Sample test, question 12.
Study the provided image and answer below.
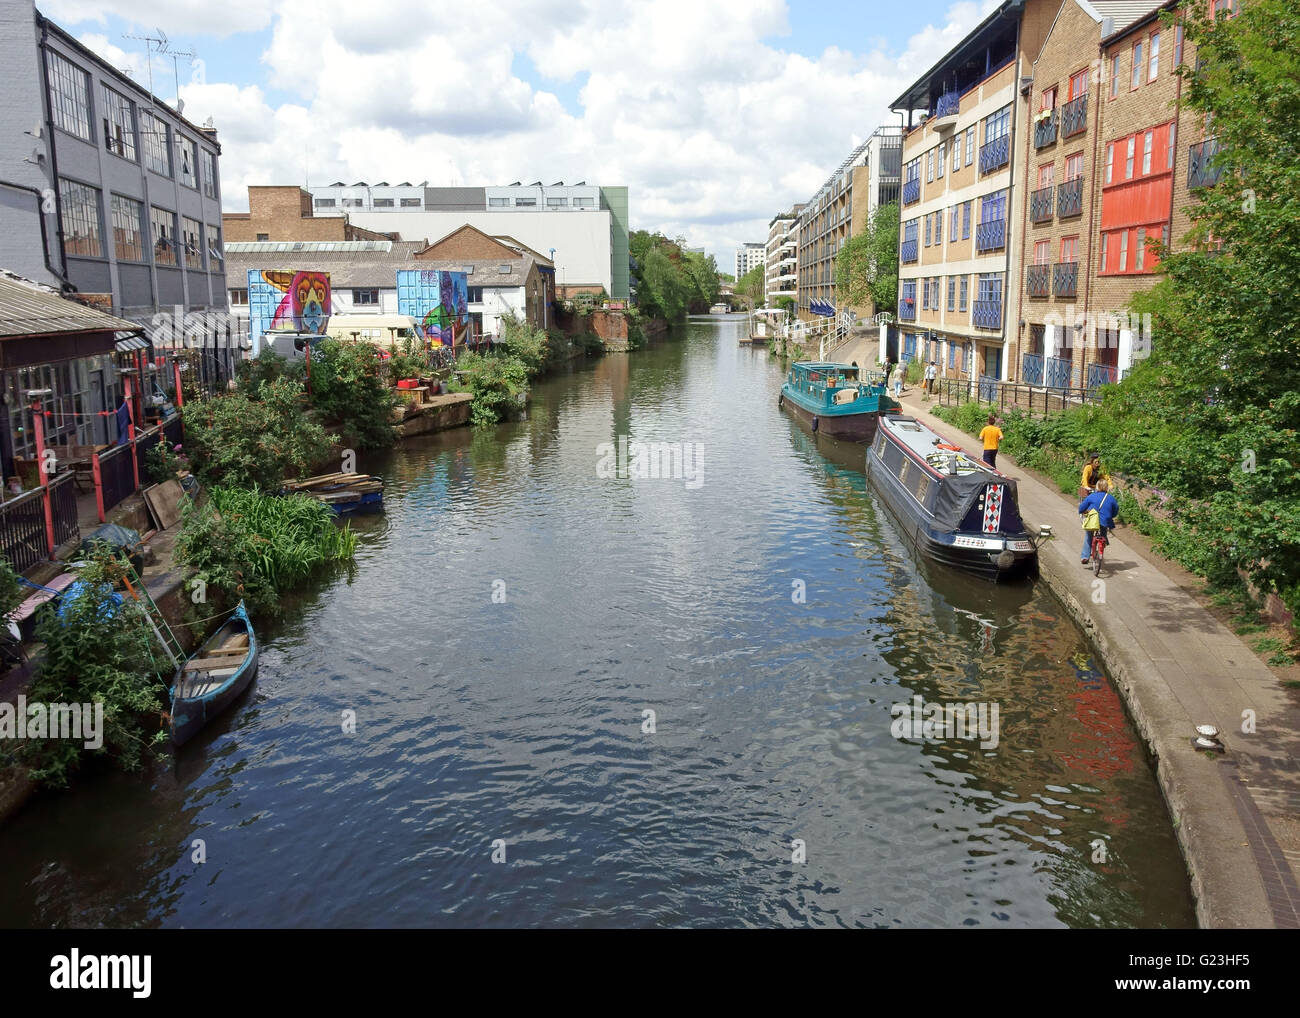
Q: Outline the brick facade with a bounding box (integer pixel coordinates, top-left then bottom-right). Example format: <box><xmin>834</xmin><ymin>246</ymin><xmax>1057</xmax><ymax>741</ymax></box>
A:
<box><xmin>223</xmin><ymin>186</ymin><xmax>392</xmax><ymax>243</ymax></box>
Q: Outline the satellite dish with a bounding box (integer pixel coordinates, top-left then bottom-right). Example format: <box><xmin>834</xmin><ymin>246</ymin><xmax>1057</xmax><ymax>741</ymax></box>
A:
<box><xmin>175</xmin><ymin>98</ymin><xmax>185</xmax><ymax>114</ymax></box>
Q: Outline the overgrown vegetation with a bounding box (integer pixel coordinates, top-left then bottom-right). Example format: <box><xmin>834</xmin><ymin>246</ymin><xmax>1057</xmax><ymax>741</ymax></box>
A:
<box><xmin>835</xmin><ymin>201</ymin><xmax>900</xmax><ymax>313</ymax></box>
<box><xmin>174</xmin><ymin>486</ymin><xmax>357</xmax><ymax>617</ymax></box>
<box><xmin>306</xmin><ymin>339</ymin><xmax>398</xmax><ymax>451</ymax></box>
<box><xmin>629</xmin><ymin>231</ymin><xmax>720</xmax><ymax>319</ymax></box>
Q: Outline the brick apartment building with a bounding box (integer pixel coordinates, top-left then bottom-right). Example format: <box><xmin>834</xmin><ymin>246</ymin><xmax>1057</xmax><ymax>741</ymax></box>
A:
<box><xmin>1017</xmin><ymin>0</ymin><xmax>1226</xmax><ymax>391</ymax></box>
<box><xmin>223</xmin><ymin>186</ymin><xmax>394</xmax><ymax>244</ymax></box>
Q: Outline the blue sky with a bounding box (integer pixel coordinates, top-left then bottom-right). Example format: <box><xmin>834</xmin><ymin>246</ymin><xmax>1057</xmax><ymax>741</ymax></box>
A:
<box><xmin>42</xmin><ymin>0</ymin><xmax>996</xmax><ymax>261</ymax></box>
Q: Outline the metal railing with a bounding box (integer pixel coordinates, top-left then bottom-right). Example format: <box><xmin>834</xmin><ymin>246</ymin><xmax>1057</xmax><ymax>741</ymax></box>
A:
<box><xmin>162</xmin><ymin>412</ymin><xmax>183</xmax><ymax>449</ymax></box>
<box><xmin>1057</xmin><ymin>175</ymin><xmax>1084</xmax><ymax>217</ymax></box>
<box><xmin>49</xmin><ymin>473</ymin><xmax>79</xmax><ymax>549</ymax></box>
<box><xmin>975</xmin><ymin>217</ymin><xmax>1006</xmax><ymax>252</ymax></box>
<box><xmin>934</xmin><ymin>91</ymin><xmax>961</xmax><ymax>118</ymax></box>
<box><xmin>898</xmin><ymin>297</ymin><xmax>916</xmax><ymax>321</ymax></box>
<box><xmin>973</xmin><ymin>298</ymin><xmax>1002</xmax><ymax>329</ymax></box>
<box><xmin>902</xmin><ymin>177</ymin><xmax>921</xmax><ymax>205</ymax></box>
<box><xmin>95</xmin><ymin>442</ymin><xmax>136</xmax><ymax>519</ymax></box>
<box><xmin>937</xmin><ymin>376</ymin><xmax>1104</xmax><ymax>416</ymax></box>
<box><xmin>1026</xmin><ymin>264</ymin><xmax>1050</xmax><ymax>297</ymax></box>
<box><xmin>1086</xmin><ymin>361</ymin><xmax>1119</xmax><ymax>393</ymax></box>
<box><xmin>979</xmin><ymin>134</ymin><xmax>1010</xmax><ymax>174</ymax></box>
<box><xmin>1045</xmin><ymin>354</ymin><xmax>1073</xmax><ymax>388</ymax></box>
<box><xmin>0</xmin><ymin>488</ymin><xmax>49</xmax><ymax>573</ymax></box>
<box><xmin>1029</xmin><ymin>186</ymin><xmax>1054</xmax><ymax>223</ymax></box>
<box><xmin>1061</xmin><ymin>93</ymin><xmax>1088</xmax><ymax>138</ymax></box>
<box><xmin>1034</xmin><ymin>110</ymin><xmax>1058</xmax><ymax>148</ymax></box>
<box><xmin>1188</xmin><ymin>138</ymin><xmax>1225</xmax><ymax>188</ymax></box>
<box><xmin>1022</xmin><ymin>352</ymin><xmax>1044</xmax><ymax>385</ymax></box>
<box><xmin>901</xmin><ymin>238</ymin><xmax>918</xmax><ymax>263</ymax></box>
<box><xmin>1053</xmin><ymin>261</ymin><xmax>1079</xmax><ymax>297</ymax></box>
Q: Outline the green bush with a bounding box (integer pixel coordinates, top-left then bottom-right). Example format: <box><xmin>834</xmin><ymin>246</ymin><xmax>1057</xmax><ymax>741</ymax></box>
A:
<box><xmin>450</xmin><ymin>352</ymin><xmax>530</xmax><ymax>427</ymax></box>
<box><xmin>307</xmin><ymin>339</ymin><xmax>398</xmax><ymax>451</ymax></box>
<box><xmin>182</xmin><ymin>377</ymin><xmax>337</xmax><ymax>490</ymax></box>
<box><xmin>143</xmin><ymin>439</ymin><xmax>181</xmax><ymax>485</ymax></box>
<box><xmin>237</xmin><ymin>347</ymin><xmax>305</xmax><ymax>390</ymax></box>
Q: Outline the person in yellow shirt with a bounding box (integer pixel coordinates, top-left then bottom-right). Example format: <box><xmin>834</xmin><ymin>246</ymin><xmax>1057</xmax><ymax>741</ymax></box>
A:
<box><xmin>978</xmin><ymin>413</ymin><xmax>1003</xmax><ymax>468</ymax></box>
<box><xmin>1080</xmin><ymin>453</ymin><xmax>1103</xmax><ymax>496</ymax></box>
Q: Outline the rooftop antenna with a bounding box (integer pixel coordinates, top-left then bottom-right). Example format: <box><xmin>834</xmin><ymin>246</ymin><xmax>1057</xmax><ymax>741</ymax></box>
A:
<box><xmin>123</xmin><ymin>28</ymin><xmax>195</xmax><ymax>114</ymax></box>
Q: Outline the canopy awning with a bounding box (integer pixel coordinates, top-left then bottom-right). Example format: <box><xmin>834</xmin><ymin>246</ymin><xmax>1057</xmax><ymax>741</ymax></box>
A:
<box><xmin>114</xmin><ymin>332</ymin><xmax>150</xmax><ymax>352</ymax></box>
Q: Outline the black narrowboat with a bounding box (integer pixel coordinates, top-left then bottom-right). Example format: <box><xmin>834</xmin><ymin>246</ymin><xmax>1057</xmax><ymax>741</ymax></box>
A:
<box><xmin>865</xmin><ymin>414</ymin><xmax>1038</xmax><ymax>580</ymax></box>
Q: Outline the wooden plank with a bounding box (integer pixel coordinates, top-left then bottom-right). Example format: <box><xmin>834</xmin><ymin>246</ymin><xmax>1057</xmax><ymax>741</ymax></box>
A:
<box><xmin>219</xmin><ymin>633</ymin><xmax>250</xmax><ymax>651</ymax></box>
<box><xmin>142</xmin><ymin>484</ymin><xmax>167</xmax><ymax>532</ymax></box>
<box><xmin>143</xmin><ymin>478</ymin><xmax>186</xmax><ymax>530</ymax></box>
<box><xmin>183</xmin><ymin>653</ymin><xmax>247</xmax><ymax>673</ymax></box>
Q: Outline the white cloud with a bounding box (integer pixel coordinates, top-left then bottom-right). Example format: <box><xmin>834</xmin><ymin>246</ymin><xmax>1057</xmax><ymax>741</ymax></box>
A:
<box><xmin>70</xmin><ymin>0</ymin><xmax>996</xmax><ymax>262</ymax></box>
<box><xmin>42</xmin><ymin>0</ymin><xmax>273</xmax><ymax>38</ymax></box>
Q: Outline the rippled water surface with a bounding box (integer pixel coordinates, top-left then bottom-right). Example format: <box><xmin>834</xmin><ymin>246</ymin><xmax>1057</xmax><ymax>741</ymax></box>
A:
<box><xmin>0</xmin><ymin>318</ymin><xmax>1196</xmax><ymax>928</ymax></box>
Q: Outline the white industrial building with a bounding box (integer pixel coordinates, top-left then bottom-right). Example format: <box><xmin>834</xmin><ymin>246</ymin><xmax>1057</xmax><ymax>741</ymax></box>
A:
<box><xmin>735</xmin><ymin>242</ymin><xmax>765</xmax><ymax>280</ymax></box>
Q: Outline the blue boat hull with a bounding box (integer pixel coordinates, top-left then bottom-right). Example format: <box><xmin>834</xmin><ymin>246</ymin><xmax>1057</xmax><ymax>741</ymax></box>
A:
<box><xmin>170</xmin><ymin>601</ymin><xmax>259</xmax><ymax>746</ymax></box>
<box><xmin>779</xmin><ymin>386</ymin><xmax>885</xmax><ymax>442</ymax></box>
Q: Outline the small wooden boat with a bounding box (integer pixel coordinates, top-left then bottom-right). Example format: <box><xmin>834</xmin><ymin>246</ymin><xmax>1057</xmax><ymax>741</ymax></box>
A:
<box><xmin>169</xmin><ymin>601</ymin><xmax>259</xmax><ymax>746</ymax></box>
<box><xmin>866</xmin><ymin>414</ymin><xmax>1038</xmax><ymax>580</ymax></box>
<box><xmin>779</xmin><ymin>361</ymin><xmax>897</xmax><ymax>442</ymax></box>
<box><xmin>282</xmin><ymin>472</ymin><xmax>384</xmax><ymax>515</ymax></box>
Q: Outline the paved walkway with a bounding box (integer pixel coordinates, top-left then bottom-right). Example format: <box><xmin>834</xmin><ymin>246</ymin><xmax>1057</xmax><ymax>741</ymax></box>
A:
<box><xmin>897</xmin><ymin>389</ymin><xmax>1300</xmax><ymax>929</ymax></box>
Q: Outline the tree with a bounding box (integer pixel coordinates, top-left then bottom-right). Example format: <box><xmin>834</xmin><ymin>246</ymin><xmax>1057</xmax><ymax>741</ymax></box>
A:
<box><xmin>737</xmin><ymin>263</ymin><xmax>764</xmax><ymax>306</ymax></box>
<box><xmin>835</xmin><ymin>201</ymin><xmax>900</xmax><ymax>313</ymax></box>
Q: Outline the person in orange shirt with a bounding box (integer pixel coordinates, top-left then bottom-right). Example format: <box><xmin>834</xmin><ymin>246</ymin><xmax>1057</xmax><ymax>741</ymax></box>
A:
<box><xmin>978</xmin><ymin>413</ymin><xmax>1003</xmax><ymax>468</ymax></box>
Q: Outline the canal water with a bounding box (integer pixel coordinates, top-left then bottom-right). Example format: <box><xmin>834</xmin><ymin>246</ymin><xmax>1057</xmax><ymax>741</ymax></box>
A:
<box><xmin>0</xmin><ymin>316</ymin><xmax>1196</xmax><ymax>928</ymax></box>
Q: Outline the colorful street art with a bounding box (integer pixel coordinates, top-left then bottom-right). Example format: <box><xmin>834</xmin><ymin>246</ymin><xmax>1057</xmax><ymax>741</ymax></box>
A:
<box><xmin>247</xmin><ymin>269</ymin><xmax>332</xmax><ymax>352</ymax></box>
<box><xmin>396</xmin><ymin>270</ymin><xmax>468</xmax><ymax>348</ymax></box>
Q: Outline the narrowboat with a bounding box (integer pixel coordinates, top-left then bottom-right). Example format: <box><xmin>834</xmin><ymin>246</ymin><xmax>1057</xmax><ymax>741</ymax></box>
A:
<box><xmin>866</xmin><ymin>414</ymin><xmax>1038</xmax><ymax>580</ymax></box>
<box><xmin>170</xmin><ymin>601</ymin><xmax>259</xmax><ymax>746</ymax></box>
<box><xmin>779</xmin><ymin>361</ymin><xmax>898</xmax><ymax>442</ymax></box>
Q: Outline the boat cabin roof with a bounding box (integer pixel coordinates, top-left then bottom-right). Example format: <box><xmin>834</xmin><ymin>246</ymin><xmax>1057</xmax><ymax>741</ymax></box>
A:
<box><xmin>792</xmin><ymin>361</ymin><xmax>860</xmax><ymax>377</ymax></box>
<box><xmin>881</xmin><ymin>414</ymin><xmax>994</xmax><ymax>476</ymax></box>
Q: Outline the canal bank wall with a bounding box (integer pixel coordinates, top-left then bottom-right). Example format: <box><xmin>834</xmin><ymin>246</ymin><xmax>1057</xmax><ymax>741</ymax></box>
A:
<box><xmin>895</xmin><ymin>391</ymin><xmax>1300</xmax><ymax>929</ymax></box>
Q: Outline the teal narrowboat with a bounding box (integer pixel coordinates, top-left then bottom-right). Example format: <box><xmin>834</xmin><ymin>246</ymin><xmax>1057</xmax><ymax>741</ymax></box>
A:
<box><xmin>778</xmin><ymin>362</ymin><xmax>898</xmax><ymax>442</ymax></box>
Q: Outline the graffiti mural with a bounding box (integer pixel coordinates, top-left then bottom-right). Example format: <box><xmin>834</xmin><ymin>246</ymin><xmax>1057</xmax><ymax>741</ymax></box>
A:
<box><xmin>396</xmin><ymin>270</ymin><xmax>468</xmax><ymax>348</ymax></box>
<box><xmin>247</xmin><ymin>269</ymin><xmax>332</xmax><ymax>352</ymax></box>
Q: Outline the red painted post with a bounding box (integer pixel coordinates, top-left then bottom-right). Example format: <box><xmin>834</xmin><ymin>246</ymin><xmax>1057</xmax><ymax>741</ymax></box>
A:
<box><xmin>31</xmin><ymin>401</ymin><xmax>56</xmax><ymax>556</ymax></box>
<box><xmin>92</xmin><ymin>450</ymin><xmax>105</xmax><ymax>523</ymax></box>
<box><xmin>172</xmin><ymin>357</ymin><xmax>185</xmax><ymax>443</ymax></box>
<box><xmin>123</xmin><ymin>375</ymin><xmax>140</xmax><ymax>491</ymax></box>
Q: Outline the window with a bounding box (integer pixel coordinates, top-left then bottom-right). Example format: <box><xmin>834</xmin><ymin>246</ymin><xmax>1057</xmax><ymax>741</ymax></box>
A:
<box><xmin>370</xmin><ymin>198</ymin><xmax>392</xmax><ymax>207</ymax></box>
<box><xmin>1131</xmin><ymin>41</ymin><xmax>1143</xmax><ymax>89</ymax></box>
<box><xmin>110</xmin><ymin>194</ymin><xmax>144</xmax><ymax>262</ymax></box>
<box><xmin>947</xmin><ymin>276</ymin><xmax>956</xmax><ymax>311</ymax></box>
<box><xmin>230</xmin><ymin>288</ymin><xmax>249</xmax><ymax>306</ymax></box>
<box><xmin>1135</xmin><ymin>227</ymin><xmax>1147</xmax><ymax>270</ymax></box>
<box><xmin>980</xmin><ymin>190</ymin><xmax>1006</xmax><ymax>223</ymax></box>
<box><xmin>467</xmin><ymin>286</ymin><xmax>483</xmax><ymax>302</ymax></box>
<box><xmin>1034</xmin><ymin>239</ymin><xmax>1050</xmax><ymax>264</ymax></box>
<box><xmin>101</xmin><ymin>86</ymin><xmax>135</xmax><ymax>160</ymax></box>
<box><xmin>1142</xmin><ymin>130</ymin><xmax>1153</xmax><ymax>174</ymax></box>
<box><xmin>206</xmin><ymin>223</ymin><xmax>222</xmax><ymax>264</ymax></box>
<box><xmin>256</xmin><ymin>232</ymin><xmax>269</xmax><ymax>241</ymax></box>
<box><xmin>935</xmin><ymin>212</ymin><xmax>943</xmax><ymax>245</ymax></box>
<box><xmin>515</xmin><ymin>197</ymin><xmax>537</xmax><ymax>206</ymax></box>
<box><xmin>1070</xmin><ymin>68</ymin><xmax>1089</xmax><ymax>98</ymax></box>
<box><xmin>1060</xmin><ymin>235</ymin><xmax>1078</xmax><ymax>263</ymax></box>
<box><xmin>965</xmin><ymin>126</ymin><xmax>975</xmax><ymax>165</ymax></box>
<box><xmin>47</xmin><ymin>50</ymin><xmax>92</xmax><ymax>140</ymax></box>
<box><xmin>937</xmin><ymin>141</ymin><xmax>945</xmax><ymax>179</ymax></box>
<box><xmin>1174</xmin><ymin>24</ymin><xmax>1184</xmax><ymax>67</ymax></box>
<box><xmin>1041</xmin><ymin>85</ymin><xmax>1057</xmax><ymax>112</ymax></box>
<box><xmin>142</xmin><ymin>113</ymin><xmax>170</xmax><ymax>176</ymax></box>
<box><xmin>962</xmin><ymin>201</ymin><xmax>972</xmax><ymax>239</ymax></box>
<box><xmin>959</xmin><ymin>276</ymin><xmax>968</xmax><ymax>311</ymax></box>
<box><xmin>1100</xmin><ymin>233</ymin><xmax>1109</xmax><ymax>272</ymax></box>
<box><xmin>342</xmin><ymin>198</ymin><xmax>363</xmax><ymax>208</ymax></box>
<box><xmin>547</xmin><ymin>197</ymin><xmax>568</xmax><ymax>207</ymax></box>
<box><xmin>1038</xmin><ymin>163</ymin><xmax>1055</xmax><ymax>189</ymax></box>
<box><xmin>1065</xmin><ymin>152</ymin><xmax>1084</xmax><ymax>180</ymax></box>
<box><xmin>1125</xmin><ymin>136</ymin><xmax>1136</xmax><ymax>178</ymax></box>
<box><xmin>927</xmin><ymin>150</ymin><xmax>934</xmax><ymax>182</ymax></box>
<box><xmin>925</xmin><ymin>215</ymin><xmax>931</xmax><ymax>246</ymax></box>
<box><xmin>1118</xmin><ymin>230</ymin><xmax>1129</xmax><ymax>271</ymax></box>
<box><xmin>949</xmin><ymin>341</ymin><xmax>958</xmax><ymax>369</ymax></box>
<box><xmin>488</xmin><ymin>197</ymin><xmax>510</xmax><ymax>207</ymax></box>
<box><xmin>353</xmin><ymin>289</ymin><xmax>380</xmax><ymax>305</ymax></box>
<box><xmin>400</xmin><ymin>198</ymin><xmax>422</xmax><ymax>207</ymax></box>
<box><xmin>314</xmin><ymin>198</ymin><xmax>336</xmax><ymax>208</ymax></box>
<box><xmin>178</xmin><ymin>135</ymin><xmax>197</xmax><ymax>188</ymax></box>
<box><xmin>953</xmin><ymin>139</ymin><xmax>961</xmax><ymax>172</ymax></box>
<box><xmin>58</xmin><ymin>179</ymin><xmax>102</xmax><ymax>257</ymax></box>
<box><xmin>151</xmin><ymin>206</ymin><xmax>177</xmax><ymax>266</ymax></box>
<box><xmin>951</xmin><ymin>204</ymin><xmax>960</xmax><ymax>237</ymax></box>
<box><xmin>1148</xmin><ymin>32</ymin><xmax>1160</xmax><ymax>81</ymax></box>
<box><xmin>573</xmin><ymin>197</ymin><xmax>596</xmax><ymax>207</ymax></box>
<box><xmin>201</xmin><ymin>149</ymin><xmax>218</xmax><ymax>199</ymax></box>
<box><xmin>1212</xmin><ymin>0</ymin><xmax>1238</xmax><ymax>18</ymax></box>
<box><xmin>984</xmin><ymin>105</ymin><xmax>1011</xmax><ymax>144</ymax></box>
<box><xmin>181</xmin><ymin>216</ymin><xmax>203</xmax><ymax>269</ymax></box>
<box><xmin>1106</xmin><ymin>142</ymin><xmax>1115</xmax><ymax>183</ymax></box>
<box><xmin>1110</xmin><ymin>54</ymin><xmax>1121</xmax><ymax>98</ymax></box>
<box><xmin>1168</xmin><ymin>122</ymin><xmax>1176</xmax><ymax>169</ymax></box>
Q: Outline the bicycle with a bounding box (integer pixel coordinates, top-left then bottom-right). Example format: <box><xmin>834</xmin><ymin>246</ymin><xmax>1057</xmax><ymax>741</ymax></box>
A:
<box><xmin>1087</xmin><ymin>527</ymin><xmax>1108</xmax><ymax>576</ymax></box>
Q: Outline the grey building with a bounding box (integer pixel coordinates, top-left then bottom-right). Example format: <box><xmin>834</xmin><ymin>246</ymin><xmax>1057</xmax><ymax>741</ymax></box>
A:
<box><xmin>0</xmin><ymin>1</ymin><xmax>228</xmax><ymax>458</ymax></box>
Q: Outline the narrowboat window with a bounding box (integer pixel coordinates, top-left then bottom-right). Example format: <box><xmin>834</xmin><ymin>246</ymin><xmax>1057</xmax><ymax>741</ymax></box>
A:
<box><xmin>898</xmin><ymin>460</ymin><xmax>910</xmax><ymax>485</ymax></box>
<box><xmin>915</xmin><ymin>475</ymin><xmax>930</xmax><ymax>502</ymax></box>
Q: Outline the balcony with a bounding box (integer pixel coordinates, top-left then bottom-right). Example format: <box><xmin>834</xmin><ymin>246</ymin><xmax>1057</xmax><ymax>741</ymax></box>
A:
<box><xmin>1022</xmin><ymin>352</ymin><xmax>1044</xmax><ymax>385</ymax></box>
<box><xmin>1053</xmin><ymin>261</ymin><xmax>1079</xmax><ymax>297</ymax></box>
<box><xmin>1057</xmin><ymin>175</ymin><xmax>1083</xmax><ymax>218</ymax></box>
<box><xmin>1026</xmin><ymin>263</ymin><xmax>1050</xmax><ymax>297</ymax></box>
<box><xmin>1029</xmin><ymin>185</ymin><xmax>1054</xmax><ymax>224</ymax></box>
<box><xmin>973</xmin><ymin>299</ymin><xmax>1002</xmax><ymax>330</ymax></box>
<box><xmin>903</xmin><ymin>177</ymin><xmax>921</xmax><ymax>205</ymax></box>
<box><xmin>975</xmin><ymin>217</ymin><xmax>1006</xmax><ymax>253</ymax></box>
<box><xmin>979</xmin><ymin>134</ymin><xmax>1010</xmax><ymax>174</ymax></box>
<box><xmin>1188</xmin><ymin>138</ymin><xmax>1226</xmax><ymax>188</ymax></box>
<box><xmin>1034</xmin><ymin>109</ymin><xmax>1058</xmax><ymax>149</ymax></box>
<box><xmin>1061</xmin><ymin>93</ymin><xmax>1088</xmax><ymax>138</ymax></box>
<box><xmin>931</xmin><ymin>90</ymin><xmax>961</xmax><ymax>130</ymax></box>
<box><xmin>1086</xmin><ymin>361</ymin><xmax>1119</xmax><ymax>393</ymax></box>
<box><xmin>900</xmin><ymin>239</ymin><xmax>918</xmax><ymax>264</ymax></box>
<box><xmin>898</xmin><ymin>297</ymin><xmax>916</xmax><ymax>321</ymax></box>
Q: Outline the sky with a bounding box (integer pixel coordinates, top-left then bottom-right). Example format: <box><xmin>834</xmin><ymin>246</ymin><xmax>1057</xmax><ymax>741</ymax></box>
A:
<box><xmin>42</xmin><ymin>0</ymin><xmax>1002</xmax><ymax>268</ymax></box>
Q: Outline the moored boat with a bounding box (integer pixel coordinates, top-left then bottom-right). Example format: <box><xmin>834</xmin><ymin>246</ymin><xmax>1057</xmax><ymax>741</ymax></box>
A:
<box><xmin>170</xmin><ymin>600</ymin><xmax>259</xmax><ymax>746</ymax></box>
<box><xmin>710</xmin><ymin>303</ymin><xmax>729</xmax><ymax>314</ymax></box>
<box><xmin>779</xmin><ymin>361</ymin><xmax>897</xmax><ymax>442</ymax></box>
<box><xmin>282</xmin><ymin>472</ymin><xmax>385</xmax><ymax>515</ymax></box>
<box><xmin>866</xmin><ymin>414</ymin><xmax>1038</xmax><ymax>580</ymax></box>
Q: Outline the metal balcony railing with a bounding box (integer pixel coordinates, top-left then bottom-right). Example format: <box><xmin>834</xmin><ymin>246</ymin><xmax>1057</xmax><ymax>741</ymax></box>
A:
<box><xmin>1053</xmin><ymin>261</ymin><xmax>1079</xmax><ymax>297</ymax></box>
<box><xmin>900</xmin><ymin>239</ymin><xmax>918</xmax><ymax>263</ymax></box>
<box><xmin>898</xmin><ymin>297</ymin><xmax>916</xmax><ymax>321</ymax></box>
<box><xmin>973</xmin><ymin>298</ymin><xmax>1002</xmax><ymax>329</ymax></box>
<box><xmin>1026</xmin><ymin>264</ymin><xmax>1050</xmax><ymax>297</ymax></box>
<box><xmin>1061</xmin><ymin>93</ymin><xmax>1088</xmax><ymax>138</ymax></box>
<box><xmin>1030</xmin><ymin>185</ymin><xmax>1054</xmax><ymax>223</ymax></box>
<box><xmin>1045</xmin><ymin>354</ymin><xmax>1073</xmax><ymax>388</ymax></box>
<box><xmin>979</xmin><ymin>134</ymin><xmax>1010</xmax><ymax>174</ymax></box>
<box><xmin>934</xmin><ymin>91</ymin><xmax>961</xmax><ymax>118</ymax></box>
<box><xmin>1188</xmin><ymin>138</ymin><xmax>1225</xmax><ymax>188</ymax></box>
<box><xmin>1034</xmin><ymin>110</ymin><xmax>1058</xmax><ymax>148</ymax></box>
<box><xmin>1057</xmin><ymin>175</ymin><xmax>1084</xmax><ymax>218</ymax></box>
<box><xmin>975</xmin><ymin>217</ymin><xmax>1006</xmax><ymax>253</ymax></box>
<box><xmin>903</xmin><ymin>177</ymin><xmax>921</xmax><ymax>205</ymax></box>
<box><xmin>1086</xmin><ymin>361</ymin><xmax>1119</xmax><ymax>393</ymax></box>
<box><xmin>1022</xmin><ymin>353</ymin><xmax>1044</xmax><ymax>385</ymax></box>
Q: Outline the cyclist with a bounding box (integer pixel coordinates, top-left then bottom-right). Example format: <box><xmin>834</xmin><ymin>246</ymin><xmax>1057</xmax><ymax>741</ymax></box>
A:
<box><xmin>1078</xmin><ymin>479</ymin><xmax>1119</xmax><ymax>566</ymax></box>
